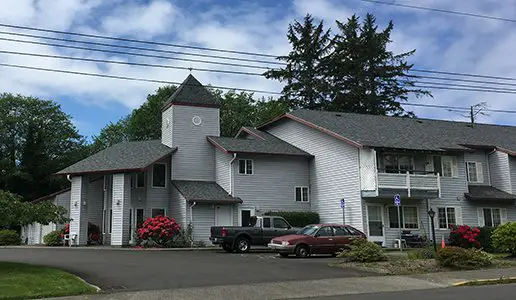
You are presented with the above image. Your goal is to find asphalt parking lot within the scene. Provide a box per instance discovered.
[0,248,371,292]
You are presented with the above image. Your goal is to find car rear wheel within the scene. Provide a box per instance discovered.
[235,237,250,253]
[295,245,309,258]
[222,243,234,253]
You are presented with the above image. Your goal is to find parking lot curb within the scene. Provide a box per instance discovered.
[452,276,516,287]
[0,245,220,251]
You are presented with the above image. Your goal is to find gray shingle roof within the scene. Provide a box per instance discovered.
[207,128,312,157]
[162,74,220,109]
[172,180,242,204]
[264,109,516,153]
[465,185,516,201]
[56,140,177,175]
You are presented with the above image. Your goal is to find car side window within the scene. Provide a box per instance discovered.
[263,218,271,228]
[333,226,351,236]
[273,218,289,229]
[316,226,334,237]
[346,227,362,235]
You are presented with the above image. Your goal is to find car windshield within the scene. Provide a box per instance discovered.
[296,225,319,236]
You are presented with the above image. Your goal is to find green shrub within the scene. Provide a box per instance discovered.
[0,229,21,245]
[492,222,516,255]
[436,246,492,269]
[337,237,387,262]
[263,211,319,227]
[43,230,63,246]
[476,226,496,252]
[408,248,436,260]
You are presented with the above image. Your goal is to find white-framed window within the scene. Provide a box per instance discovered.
[431,155,458,178]
[479,208,506,227]
[437,207,458,229]
[466,161,483,183]
[151,208,166,218]
[238,159,253,175]
[388,206,419,229]
[382,153,414,174]
[152,163,166,188]
[295,186,309,202]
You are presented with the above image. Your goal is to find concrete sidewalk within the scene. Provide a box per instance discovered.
[47,267,516,300]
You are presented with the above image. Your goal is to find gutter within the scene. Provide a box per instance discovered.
[229,153,237,195]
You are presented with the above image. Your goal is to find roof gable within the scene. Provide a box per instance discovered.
[162,74,220,110]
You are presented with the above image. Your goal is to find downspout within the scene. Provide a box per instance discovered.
[189,201,196,247]
[229,153,237,195]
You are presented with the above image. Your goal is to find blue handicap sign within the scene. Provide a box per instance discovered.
[340,198,345,209]
[394,194,401,206]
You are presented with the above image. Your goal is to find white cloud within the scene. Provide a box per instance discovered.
[101,0,177,37]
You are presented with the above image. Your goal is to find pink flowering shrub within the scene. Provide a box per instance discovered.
[136,216,181,247]
[449,225,481,248]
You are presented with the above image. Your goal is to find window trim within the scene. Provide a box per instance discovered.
[437,206,457,229]
[388,205,420,230]
[238,159,254,175]
[432,155,459,178]
[151,163,167,188]
[466,161,483,183]
[481,207,502,227]
[381,153,415,174]
[295,186,310,202]
[151,207,167,218]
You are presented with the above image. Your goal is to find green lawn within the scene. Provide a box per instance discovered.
[0,262,97,300]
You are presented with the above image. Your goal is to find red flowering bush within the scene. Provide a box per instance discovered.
[449,225,481,248]
[60,223,70,238]
[136,216,181,247]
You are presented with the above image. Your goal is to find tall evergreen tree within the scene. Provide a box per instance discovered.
[263,14,332,110]
[326,14,430,116]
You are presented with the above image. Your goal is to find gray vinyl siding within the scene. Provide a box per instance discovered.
[215,150,231,193]
[232,155,311,217]
[464,150,489,185]
[161,106,173,148]
[111,173,131,246]
[191,204,215,244]
[488,151,512,193]
[266,120,363,231]
[146,159,171,218]
[169,185,187,226]
[171,105,219,181]
[70,176,89,245]
[87,178,104,231]
[509,156,516,193]
[55,191,71,231]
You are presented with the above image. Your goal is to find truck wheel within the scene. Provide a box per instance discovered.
[295,245,309,258]
[235,237,251,253]
[222,243,234,253]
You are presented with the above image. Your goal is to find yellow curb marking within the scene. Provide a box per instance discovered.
[452,276,516,286]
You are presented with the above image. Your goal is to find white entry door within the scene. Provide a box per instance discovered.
[215,205,233,226]
[366,205,385,246]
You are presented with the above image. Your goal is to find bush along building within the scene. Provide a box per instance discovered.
[24,75,516,247]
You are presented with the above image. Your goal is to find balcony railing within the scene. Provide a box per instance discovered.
[377,170,441,198]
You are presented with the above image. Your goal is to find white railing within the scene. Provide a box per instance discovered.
[377,171,441,197]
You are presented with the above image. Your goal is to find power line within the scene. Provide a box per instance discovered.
[0,23,280,58]
[411,69,516,82]
[406,80,516,93]
[0,50,264,76]
[356,0,516,23]
[0,62,282,95]
[0,37,271,70]
[413,84,516,95]
[407,74,516,87]
[0,31,282,66]
[403,102,516,114]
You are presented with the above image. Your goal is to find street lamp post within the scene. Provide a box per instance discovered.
[428,208,437,252]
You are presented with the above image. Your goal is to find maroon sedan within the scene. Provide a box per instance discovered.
[268,224,366,258]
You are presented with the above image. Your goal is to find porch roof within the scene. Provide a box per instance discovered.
[172,180,243,204]
[55,140,177,175]
[464,185,516,201]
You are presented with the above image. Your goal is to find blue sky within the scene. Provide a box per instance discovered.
[1,0,516,141]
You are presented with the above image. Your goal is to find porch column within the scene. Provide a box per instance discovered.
[111,173,131,246]
[70,176,89,246]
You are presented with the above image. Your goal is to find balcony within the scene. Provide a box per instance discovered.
[376,171,441,198]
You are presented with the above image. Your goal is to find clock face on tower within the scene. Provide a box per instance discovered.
[192,115,202,126]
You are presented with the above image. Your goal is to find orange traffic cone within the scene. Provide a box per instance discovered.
[441,236,446,248]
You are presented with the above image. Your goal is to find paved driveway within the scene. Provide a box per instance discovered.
[0,248,370,292]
